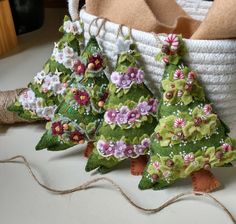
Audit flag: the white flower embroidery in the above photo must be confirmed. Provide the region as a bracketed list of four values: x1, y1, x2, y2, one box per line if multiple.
[34, 70, 46, 84]
[63, 20, 83, 35]
[114, 38, 133, 55]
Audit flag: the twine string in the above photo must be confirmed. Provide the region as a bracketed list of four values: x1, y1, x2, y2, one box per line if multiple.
[0, 155, 235, 223]
[88, 18, 108, 38]
[152, 32, 167, 48]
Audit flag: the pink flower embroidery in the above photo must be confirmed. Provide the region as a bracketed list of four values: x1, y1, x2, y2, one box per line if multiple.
[222, 143, 232, 152]
[184, 153, 195, 163]
[188, 71, 196, 80]
[164, 34, 179, 51]
[153, 161, 160, 170]
[174, 118, 186, 128]
[173, 69, 185, 80]
[203, 104, 212, 115]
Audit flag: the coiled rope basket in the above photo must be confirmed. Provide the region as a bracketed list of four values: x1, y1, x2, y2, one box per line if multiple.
[72, 0, 236, 136]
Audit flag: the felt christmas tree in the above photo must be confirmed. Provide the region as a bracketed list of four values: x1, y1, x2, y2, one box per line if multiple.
[85, 38, 158, 175]
[139, 34, 236, 191]
[8, 16, 84, 121]
[35, 36, 109, 152]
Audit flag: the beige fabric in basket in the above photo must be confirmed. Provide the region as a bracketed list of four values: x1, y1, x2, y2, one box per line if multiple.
[192, 0, 236, 39]
[86, 0, 201, 38]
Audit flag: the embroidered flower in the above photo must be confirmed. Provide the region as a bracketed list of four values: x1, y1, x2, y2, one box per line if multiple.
[115, 38, 132, 55]
[174, 118, 186, 128]
[19, 89, 36, 105]
[148, 98, 158, 113]
[104, 109, 118, 124]
[53, 83, 66, 95]
[119, 106, 129, 115]
[222, 143, 232, 152]
[173, 69, 185, 80]
[63, 20, 83, 35]
[203, 104, 212, 115]
[63, 58, 75, 69]
[127, 109, 141, 123]
[153, 161, 160, 170]
[63, 20, 72, 33]
[164, 34, 179, 51]
[119, 74, 132, 88]
[184, 153, 195, 163]
[74, 90, 90, 106]
[41, 106, 56, 120]
[73, 60, 86, 75]
[97, 139, 150, 159]
[63, 45, 75, 58]
[52, 44, 78, 69]
[123, 145, 135, 157]
[34, 70, 46, 84]
[110, 72, 121, 85]
[71, 21, 83, 34]
[116, 113, 128, 125]
[133, 145, 145, 155]
[163, 57, 169, 64]
[177, 90, 183, 97]
[127, 67, 138, 81]
[88, 55, 103, 71]
[188, 71, 196, 80]
[51, 121, 64, 135]
[141, 138, 151, 148]
[114, 141, 126, 159]
[70, 130, 84, 143]
[137, 101, 152, 115]
[97, 140, 109, 153]
[136, 69, 145, 84]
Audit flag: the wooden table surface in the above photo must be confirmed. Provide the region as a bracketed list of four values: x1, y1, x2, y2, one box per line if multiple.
[0, 0, 17, 56]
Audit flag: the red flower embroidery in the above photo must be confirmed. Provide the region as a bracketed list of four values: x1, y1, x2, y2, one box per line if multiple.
[70, 130, 84, 143]
[51, 121, 64, 135]
[74, 90, 90, 105]
[88, 55, 103, 70]
[73, 60, 86, 75]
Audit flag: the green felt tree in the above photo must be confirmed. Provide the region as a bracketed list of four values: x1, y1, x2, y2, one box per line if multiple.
[85, 38, 158, 174]
[8, 16, 84, 121]
[36, 36, 109, 151]
[139, 34, 236, 190]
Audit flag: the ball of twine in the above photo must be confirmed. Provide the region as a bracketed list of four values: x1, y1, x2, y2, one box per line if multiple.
[0, 88, 30, 124]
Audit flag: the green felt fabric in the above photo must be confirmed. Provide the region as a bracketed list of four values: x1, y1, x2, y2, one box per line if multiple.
[36, 36, 109, 151]
[86, 41, 158, 173]
[8, 16, 83, 121]
[139, 35, 236, 190]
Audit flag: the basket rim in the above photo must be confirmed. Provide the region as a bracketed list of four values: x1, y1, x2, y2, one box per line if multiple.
[80, 9, 236, 46]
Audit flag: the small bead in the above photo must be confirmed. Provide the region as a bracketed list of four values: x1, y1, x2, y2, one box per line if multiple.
[166, 159, 174, 167]
[165, 91, 173, 99]
[151, 174, 159, 182]
[87, 63, 95, 70]
[215, 151, 224, 159]
[204, 163, 211, 170]
[98, 101, 104, 108]
[63, 124, 69, 130]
